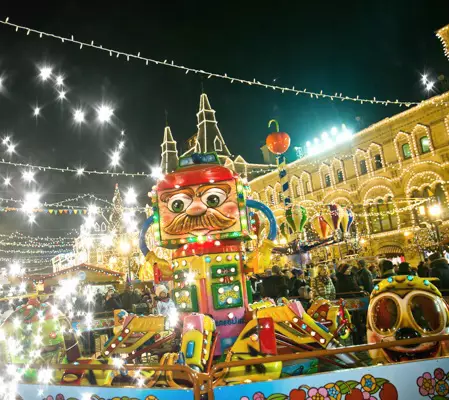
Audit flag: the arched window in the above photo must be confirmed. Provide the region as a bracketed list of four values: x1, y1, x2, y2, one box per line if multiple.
[337, 169, 344, 183]
[420, 136, 430, 154]
[367, 197, 398, 233]
[360, 160, 368, 175]
[325, 174, 331, 187]
[374, 154, 383, 169]
[402, 143, 412, 159]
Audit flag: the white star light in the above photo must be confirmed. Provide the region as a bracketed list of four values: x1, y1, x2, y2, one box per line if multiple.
[88, 204, 98, 215]
[33, 106, 40, 117]
[22, 170, 35, 183]
[118, 141, 125, 150]
[3, 177, 11, 186]
[6, 143, 16, 154]
[39, 66, 52, 81]
[110, 151, 120, 167]
[73, 108, 85, 124]
[76, 168, 84, 176]
[55, 75, 64, 86]
[2, 136, 10, 145]
[151, 166, 164, 180]
[120, 130, 125, 136]
[22, 192, 41, 212]
[125, 188, 137, 204]
[58, 90, 66, 100]
[97, 104, 114, 123]
[28, 214, 36, 224]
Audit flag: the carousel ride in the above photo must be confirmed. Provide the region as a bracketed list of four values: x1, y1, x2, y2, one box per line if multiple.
[2, 127, 449, 395]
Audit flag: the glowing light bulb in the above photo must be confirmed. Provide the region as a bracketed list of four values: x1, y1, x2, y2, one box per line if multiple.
[2, 136, 10, 145]
[76, 168, 84, 176]
[55, 75, 64, 86]
[22, 170, 35, 183]
[73, 108, 85, 123]
[110, 151, 120, 167]
[425, 81, 435, 91]
[3, 177, 11, 186]
[88, 204, 98, 215]
[39, 66, 52, 81]
[151, 166, 164, 180]
[22, 192, 41, 212]
[6, 143, 16, 154]
[125, 187, 137, 204]
[28, 214, 36, 224]
[33, 106, 40, 117]
[97, 104, 114, 123]
[118, 141, 125, 150]
[57, 90, 66, 100]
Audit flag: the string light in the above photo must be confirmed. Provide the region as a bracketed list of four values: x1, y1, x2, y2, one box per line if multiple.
[150, 166, 163, 180]
[2, 136, 10, 145]
[55, 75, 64, 86]
[97, 104, 114, 123]
[73, 108, 85, 124]
[22, 170, 35, 183]
[437, 24, 449, 60]
[6, 142, 16, 154]
[3, 177, 11, 186]
[33, 106, 40, 117]
[76, 167, 84, 176]
[109, 150, 120, 167]
[0, 18, 424, 107]
[57, 90, 66, 100]
[38, 66, 52, 81]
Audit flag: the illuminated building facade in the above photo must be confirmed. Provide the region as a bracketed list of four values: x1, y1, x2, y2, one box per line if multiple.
[249, 91, 449, 263]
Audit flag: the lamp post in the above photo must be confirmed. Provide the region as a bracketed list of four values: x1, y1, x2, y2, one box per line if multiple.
[119, 240, 132, 281]
[419, 202, 443, 253]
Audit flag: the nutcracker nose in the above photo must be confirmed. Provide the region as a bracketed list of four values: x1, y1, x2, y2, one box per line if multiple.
[185, 198, 207, 216]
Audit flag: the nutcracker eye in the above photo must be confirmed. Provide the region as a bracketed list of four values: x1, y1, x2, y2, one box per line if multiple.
[168, 193, 193, 213]
[201, 188, 227, 208]
[371, 296, 400, 335]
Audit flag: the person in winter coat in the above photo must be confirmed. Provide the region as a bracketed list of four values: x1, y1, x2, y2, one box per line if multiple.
[379, 259, 396, 279]
[417, 261, 430, 278]
[397, 262, 415, 276]
[335, 264, 360, 294]
[154, 285, 176, 317]
[356, 259, 373, 293]
[260, 266, 289, 299]
[429, 252, 449, 289]
[311, 265, 336, 300]
[104, 288, 122, 311]
[120, 284, 142, 311]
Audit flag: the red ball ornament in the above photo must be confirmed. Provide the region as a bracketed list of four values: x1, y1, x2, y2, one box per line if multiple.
[266, 119, 290, 155]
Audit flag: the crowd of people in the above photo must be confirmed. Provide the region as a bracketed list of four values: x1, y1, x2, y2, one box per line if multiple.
[252, 251, 449, 303]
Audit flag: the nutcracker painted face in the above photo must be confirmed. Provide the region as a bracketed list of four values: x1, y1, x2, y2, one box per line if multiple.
[367, 276, 449, 363]
[155, 157, 244, 243]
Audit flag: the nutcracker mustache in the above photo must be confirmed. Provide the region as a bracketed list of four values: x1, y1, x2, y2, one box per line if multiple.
[164, 208, 236, 235]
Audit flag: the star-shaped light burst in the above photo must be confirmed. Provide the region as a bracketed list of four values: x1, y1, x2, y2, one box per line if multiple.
[110, 150, 121, 167]
[57, 90, 67, 100]
[39, 66, 52, 81]
[73, 108, 85, 124]
[151, 166, 164, 180]
[118, 140, 125, 150]
[96, 104, 114, 123]
[33, 106, 41, 117]
[21, 191, 41, 213]
[2, 136, 10, 145]
[22, 170, 35, 183]
[125, 187, 137, 204]
[88, 204, 98, 215]
[55, 75, 64, 86]
[37, 368, 53, 384]
[3, 177, 11, 186]
[6, 143, 16, 154]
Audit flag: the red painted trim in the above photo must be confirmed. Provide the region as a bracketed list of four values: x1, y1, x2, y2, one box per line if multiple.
[173, 240, 242, 258]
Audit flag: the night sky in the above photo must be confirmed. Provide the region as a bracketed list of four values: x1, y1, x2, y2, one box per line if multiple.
[0, 1, 448, 258]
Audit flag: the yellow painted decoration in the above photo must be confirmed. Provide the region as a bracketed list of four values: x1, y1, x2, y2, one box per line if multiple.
[246, 239, 276, 274]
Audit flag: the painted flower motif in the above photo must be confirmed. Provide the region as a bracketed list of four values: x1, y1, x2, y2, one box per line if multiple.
[434, 368, 445, 381]
[324, 383, 341, 400]
[253, 392, 265, 400]
[436, 380, 449, 396]
[417, 372, 435, 396]
[306, 387, 330, 400]
[362, 392, 376, 400]
[289, 389, 307, 400]
[360, 374, 377, 393]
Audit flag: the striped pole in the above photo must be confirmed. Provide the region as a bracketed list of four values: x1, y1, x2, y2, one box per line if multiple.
[278, 155, 291, 209]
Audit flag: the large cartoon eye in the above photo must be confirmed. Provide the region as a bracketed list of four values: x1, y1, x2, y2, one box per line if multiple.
[168, 193, 193, 213]
[201, 188, 227, 208]
[409, 294, 444, 333]
[371, 296, 400, 335]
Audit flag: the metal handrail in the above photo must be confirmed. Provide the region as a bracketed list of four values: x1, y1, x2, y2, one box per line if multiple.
[16, 363, 202, 399]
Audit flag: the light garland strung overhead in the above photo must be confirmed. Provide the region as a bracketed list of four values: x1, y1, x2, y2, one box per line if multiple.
[0, 18, 422, 107]
[0, 159, 152, 178]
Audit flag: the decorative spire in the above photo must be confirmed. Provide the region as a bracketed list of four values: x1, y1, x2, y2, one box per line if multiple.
[160, 125, 178, 174]
[195, 93, 231, 157]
